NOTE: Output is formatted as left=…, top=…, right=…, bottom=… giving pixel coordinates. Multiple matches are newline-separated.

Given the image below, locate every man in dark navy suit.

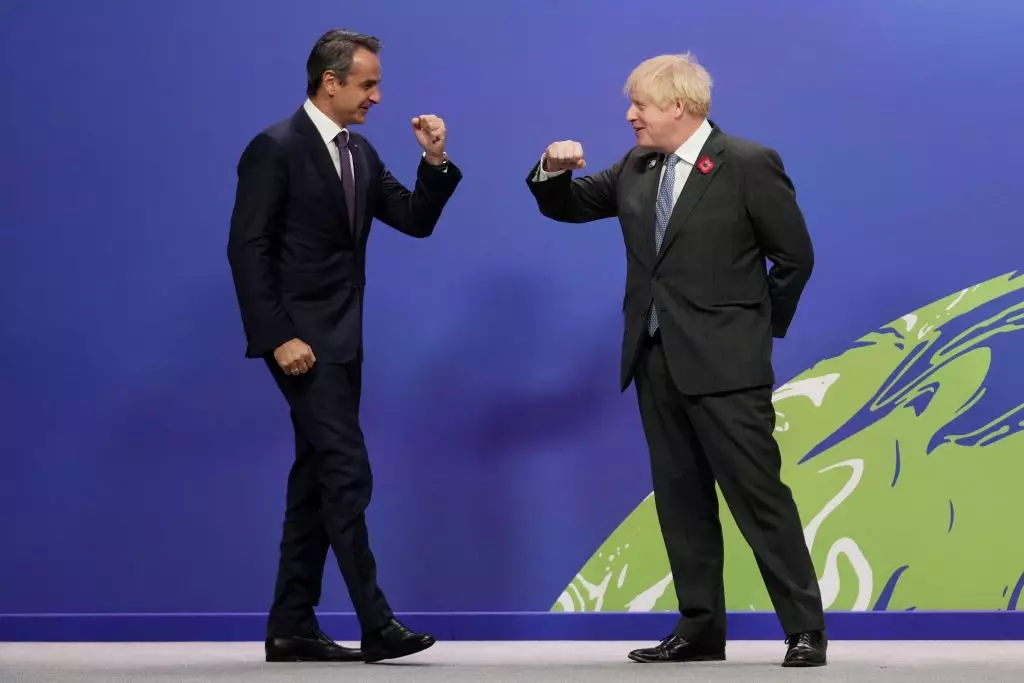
left=227, top=29, right=461, bottom=663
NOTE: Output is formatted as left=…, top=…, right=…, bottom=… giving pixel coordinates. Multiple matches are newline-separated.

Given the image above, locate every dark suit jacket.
left=526, top=122, right=813, bottom=395
left=228, top=107, right=462, bottom=363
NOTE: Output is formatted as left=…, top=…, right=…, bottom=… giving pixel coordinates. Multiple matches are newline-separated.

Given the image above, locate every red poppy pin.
left=696, top=156, right=714, bottom=174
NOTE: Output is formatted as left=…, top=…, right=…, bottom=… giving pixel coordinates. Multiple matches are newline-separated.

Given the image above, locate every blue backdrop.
left=2, top=0, right=1023, bottom=639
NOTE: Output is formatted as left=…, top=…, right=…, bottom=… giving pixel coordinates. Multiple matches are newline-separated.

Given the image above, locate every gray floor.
left=1, top=641, right=1023, bottom=682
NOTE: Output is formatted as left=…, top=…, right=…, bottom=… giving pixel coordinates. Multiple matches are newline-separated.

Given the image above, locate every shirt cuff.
left=534, top=154, right=567, bottom=181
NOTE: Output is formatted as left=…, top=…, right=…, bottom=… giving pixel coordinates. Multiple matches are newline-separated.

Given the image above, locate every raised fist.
left=412, top=114, right=446, bottom=161
left=542, top=140, right=585, bottom=172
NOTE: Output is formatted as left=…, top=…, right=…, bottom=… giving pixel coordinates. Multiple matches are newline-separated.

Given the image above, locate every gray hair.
left=306, top=29, right=382, bottom=96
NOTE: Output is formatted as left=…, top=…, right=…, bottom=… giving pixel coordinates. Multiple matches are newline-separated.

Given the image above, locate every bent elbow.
left=801, top=248, right=815, bottom=280
left=537, top=202, right=583, bottom=224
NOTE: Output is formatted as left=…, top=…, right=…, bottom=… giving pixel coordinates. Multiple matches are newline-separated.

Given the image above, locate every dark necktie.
left=334, top=131, right=356, bottom=230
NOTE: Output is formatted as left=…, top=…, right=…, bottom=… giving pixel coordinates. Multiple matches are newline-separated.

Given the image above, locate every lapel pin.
left=648, top=158, right=657, bottom=169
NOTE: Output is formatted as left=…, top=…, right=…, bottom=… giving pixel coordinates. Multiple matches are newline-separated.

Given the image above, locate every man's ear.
left=322, top=70, right=338, bottom=95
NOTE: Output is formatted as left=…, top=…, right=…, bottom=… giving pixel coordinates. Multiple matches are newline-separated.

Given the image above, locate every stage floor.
left=2, top=640, right=1022, bottom=682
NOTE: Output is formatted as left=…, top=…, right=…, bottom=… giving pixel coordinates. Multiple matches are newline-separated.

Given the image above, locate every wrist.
left=424, top=151, right=447, bottom=166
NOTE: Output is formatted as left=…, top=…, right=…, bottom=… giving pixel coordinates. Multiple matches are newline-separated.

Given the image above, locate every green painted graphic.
left=554, top=271, right=1024, bottom=613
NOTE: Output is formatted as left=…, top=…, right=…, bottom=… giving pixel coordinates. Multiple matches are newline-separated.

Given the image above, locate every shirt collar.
left=671, top=118, right=712, bottom=165
left=303, top=98, right=348, bottom=145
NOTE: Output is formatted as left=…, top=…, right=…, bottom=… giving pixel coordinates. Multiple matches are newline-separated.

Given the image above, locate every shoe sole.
left=627, top=653, right=725, bottom=663
left=782, top=659, right=827, bottom=667
left=363, top=639, right=436, bottom=664
left=266, top=655, right=362, bottom=663
left=267, top=656, right=314, bottom=662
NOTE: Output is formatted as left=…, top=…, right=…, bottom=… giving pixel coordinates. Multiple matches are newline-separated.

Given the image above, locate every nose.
left=369, top=88, right=381, bottom=104
left=626, top=104, right=638, bottom=122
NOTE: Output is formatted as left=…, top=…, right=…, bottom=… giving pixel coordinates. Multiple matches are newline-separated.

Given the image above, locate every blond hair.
left=623, top=52, right=712, bottom=117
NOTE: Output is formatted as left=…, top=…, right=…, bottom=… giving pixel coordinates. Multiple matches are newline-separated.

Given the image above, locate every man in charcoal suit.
left=525, top=52, right=827, bottom=667
left=227, top=29, right=461, bottom=663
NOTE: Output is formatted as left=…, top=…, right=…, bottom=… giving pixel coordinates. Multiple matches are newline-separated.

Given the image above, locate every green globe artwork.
left=554, top=271, right=1024, bottom=614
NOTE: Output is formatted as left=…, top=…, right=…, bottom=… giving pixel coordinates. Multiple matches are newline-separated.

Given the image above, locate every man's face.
left=626, top=90, right=683, bottom=152
left=326, top=47, right=381, bottom=126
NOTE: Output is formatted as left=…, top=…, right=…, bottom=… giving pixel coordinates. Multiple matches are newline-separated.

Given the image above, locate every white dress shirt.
left=303, top=98, right=355, bottom=181
left=535, top=119, right=714, bottom=209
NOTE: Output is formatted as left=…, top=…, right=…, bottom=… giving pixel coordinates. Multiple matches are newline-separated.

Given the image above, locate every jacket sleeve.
left=227, top=133, right=296, bottom=356
left=373, top=151, right=464, bottom=238
left=525, top=152, right=625, bottom=223
left=744, top=146, right=814, bottom=338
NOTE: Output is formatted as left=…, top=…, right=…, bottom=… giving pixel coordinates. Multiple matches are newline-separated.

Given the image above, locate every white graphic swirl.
left=803, top=459, right=873, bottom=610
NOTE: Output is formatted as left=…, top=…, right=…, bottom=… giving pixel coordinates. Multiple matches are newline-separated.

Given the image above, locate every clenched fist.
left=542, top=140, right=586, bottom=172
left=412, top=114, right=446, bottom=163
left=274, top=338, right=316, bottom=376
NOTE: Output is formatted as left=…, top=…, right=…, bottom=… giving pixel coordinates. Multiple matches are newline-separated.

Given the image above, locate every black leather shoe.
left=361, top=618, right=436, bottom=663
left=265, top=629, right=362, bottom=662
left=627, top=634, right=725, bottom=663
left=782, top=630, right=827, bottom=667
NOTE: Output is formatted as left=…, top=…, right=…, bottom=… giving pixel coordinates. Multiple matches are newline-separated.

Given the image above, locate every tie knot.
left=665, top=153, right=680, bottom=167
left=335, top=130, right=349, bottom=149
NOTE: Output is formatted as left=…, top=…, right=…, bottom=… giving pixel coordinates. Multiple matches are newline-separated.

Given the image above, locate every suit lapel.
left=292, top=108, right=349, bottom=222
left=636, top=152, right=664, bottom=266
left=350, top=135, right=370, bottom=241
left=655, top=128, right=727, bottom=265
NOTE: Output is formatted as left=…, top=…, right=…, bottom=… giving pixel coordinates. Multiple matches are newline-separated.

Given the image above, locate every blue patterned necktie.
left=648, top=153, right=679, bottom=335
